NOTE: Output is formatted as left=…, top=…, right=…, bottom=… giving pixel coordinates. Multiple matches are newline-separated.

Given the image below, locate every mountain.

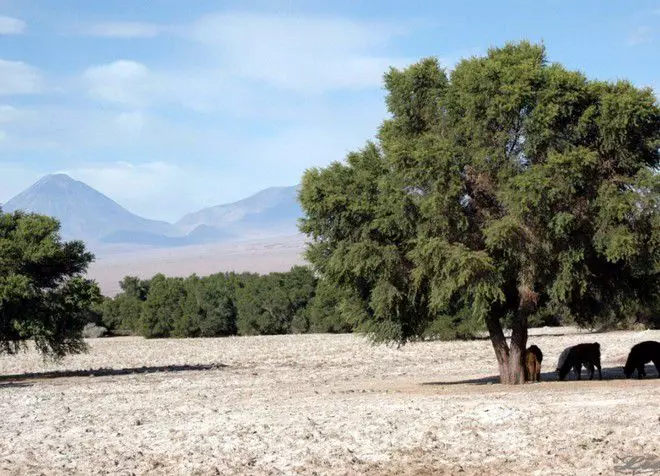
left=176, top=185, right=302, bottom=237
left=2, top=174, right=177, bottom=243
left=2, top=175, right=303, bottom=250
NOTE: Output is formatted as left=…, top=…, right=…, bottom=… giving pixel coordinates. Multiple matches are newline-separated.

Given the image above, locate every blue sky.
left=0, top=0, right=658, bottom=221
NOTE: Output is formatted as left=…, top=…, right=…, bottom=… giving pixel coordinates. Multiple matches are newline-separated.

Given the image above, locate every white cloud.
left=0, top=15, right=25, bottom=35
left=86, top=21, right=161, bottom=38
left=116, top=111, right=145, bottom=134
left=628, top=26, right=652, bottom=46
left=82, top=58, right=245, bottom=112
left=0, top=104, right=159, bottom=151
left=0, top=59, right=43, bottom=95
left=0, top=104, right=20, bottom=123
left=83, top=60, right=149, bottom=105
left=81, top=12, right=410, bottom=112
left=187, top=12, right=409, bottom=93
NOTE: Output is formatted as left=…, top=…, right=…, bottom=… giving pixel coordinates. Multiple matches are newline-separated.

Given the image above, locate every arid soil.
left=1, top=329, right=659, bottom=475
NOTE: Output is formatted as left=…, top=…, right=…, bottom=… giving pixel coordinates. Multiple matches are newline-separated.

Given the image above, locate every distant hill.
left=2, top=174, right=178, bottom=243
left=176, top=185, right=302, bottom=237
left=101, top=224, right=235, bottom=247
left=2, top=175, right=303, bottom=251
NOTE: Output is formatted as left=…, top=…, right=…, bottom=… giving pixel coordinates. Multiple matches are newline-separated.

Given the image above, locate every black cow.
left=556, top=343, right=602, bottom=381
left=623, top=341, right=660, bottom=379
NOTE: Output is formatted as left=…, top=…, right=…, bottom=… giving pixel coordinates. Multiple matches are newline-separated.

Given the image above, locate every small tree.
left=175, top=274, right=237, bottom=337
left=140, top=274, right=185, bottom=338
left=0, top=209, right=100, bottom=359
left=197, top=274, right=237, bottom=337
left=299, top=42, right=660, bottom=384
left=100, top=276, right=150, bottom=332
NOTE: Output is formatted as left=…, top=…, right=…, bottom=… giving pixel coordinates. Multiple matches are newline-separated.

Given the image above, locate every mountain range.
left=1, top=174, right=302, bottom=251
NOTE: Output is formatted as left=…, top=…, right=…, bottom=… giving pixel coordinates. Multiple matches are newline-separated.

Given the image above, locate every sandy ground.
left=87, top=235, right=307, bottom=296
left=0, top=328, right=659, bottom=475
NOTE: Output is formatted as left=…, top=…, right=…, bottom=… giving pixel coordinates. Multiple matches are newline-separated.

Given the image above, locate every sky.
left=0, top=0, right=658, bottom=221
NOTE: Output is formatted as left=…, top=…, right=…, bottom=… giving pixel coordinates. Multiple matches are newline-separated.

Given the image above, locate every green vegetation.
left=299, top=41, right=660, bottom=384
left=97, top=266, right=353, bottom=338
left=0, top=209, right=100, bottom=359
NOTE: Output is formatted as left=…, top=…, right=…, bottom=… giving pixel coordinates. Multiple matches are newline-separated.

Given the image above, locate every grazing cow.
left=525, top=345, right=543, bottom=382
left=556, top=343, right=602, bottom=381
left=623, top=341, right=660, bottom=379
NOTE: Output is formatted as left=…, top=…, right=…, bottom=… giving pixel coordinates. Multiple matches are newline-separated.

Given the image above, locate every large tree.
left=299, top=42, right=660, bottom=384
left=0, top=209, right=100, bottom=359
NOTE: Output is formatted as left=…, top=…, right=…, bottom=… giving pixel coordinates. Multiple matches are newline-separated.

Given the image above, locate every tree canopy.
left=0, top=209, right=100, bottom=359
left=299, top=41, right=660, bottom=383
left=97, top=267, right=349, bottom=338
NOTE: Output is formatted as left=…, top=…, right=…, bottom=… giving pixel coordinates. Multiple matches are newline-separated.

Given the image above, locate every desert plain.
left=0, top=328, right=659, bottom=475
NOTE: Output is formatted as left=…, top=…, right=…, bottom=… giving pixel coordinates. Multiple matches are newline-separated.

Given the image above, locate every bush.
left=82, top=323, right=107, bottom=338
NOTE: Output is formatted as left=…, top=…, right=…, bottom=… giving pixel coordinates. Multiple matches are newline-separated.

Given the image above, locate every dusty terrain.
left=87, top=234, right=307, bottom=296
left=0, top=328, right=659, bottom=475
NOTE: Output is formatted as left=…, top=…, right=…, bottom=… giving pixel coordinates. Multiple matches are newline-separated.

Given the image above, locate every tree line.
left=97, top=265, right=543, bottom=339
left=94, top=267, right=355, bottom=338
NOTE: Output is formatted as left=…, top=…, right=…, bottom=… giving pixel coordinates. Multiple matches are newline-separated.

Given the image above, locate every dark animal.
left=556, top=343, right=602, bottom=381
left=525, top=345, right=543, bottom=382
left=623, top=341, right=660, bottom=379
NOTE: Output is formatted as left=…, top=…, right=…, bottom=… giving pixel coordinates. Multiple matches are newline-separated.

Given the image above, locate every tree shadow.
left=0, top=381, right=33, bottom=389
left=421, top=375, right=501, bottom=386
left=422, top=365, right=659, bottom=386
left=0, top=363, right=228, bottom=383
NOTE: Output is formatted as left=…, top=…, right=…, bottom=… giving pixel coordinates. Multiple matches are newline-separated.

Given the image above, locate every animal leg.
left=652, top=359, right=660, bottom=378
left=637, top=364, right=646, bottom=379
left=587, top=363, right=595, bottom=380
left=574, top=364, right=581, bottom=380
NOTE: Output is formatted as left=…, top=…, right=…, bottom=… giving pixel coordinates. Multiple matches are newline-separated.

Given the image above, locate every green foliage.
left=235, top=266, right=316, bottom=335
left=99, top=276, right=150, bottom=331
left=305, top=279, right=353, bottom=333
left=299, top=41, right=660, bottom=347
left=98, top=266, right=342, bottom=338
left=141, top=274, right=185, bottom=338
left=177, top=274, right=237, bottom=337
left=0, top=210, right=100, bottom=359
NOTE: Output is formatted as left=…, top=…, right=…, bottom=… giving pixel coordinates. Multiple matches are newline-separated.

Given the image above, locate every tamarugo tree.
left=299, top=42, right=659, bottom=384
left=0, top=209, right=100, bottom=359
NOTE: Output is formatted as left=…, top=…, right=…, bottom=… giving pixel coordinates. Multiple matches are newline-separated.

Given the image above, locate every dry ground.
left=1, top=329, right=659, bottom=475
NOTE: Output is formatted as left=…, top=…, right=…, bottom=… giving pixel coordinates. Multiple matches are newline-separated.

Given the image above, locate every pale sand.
left=86, top=235, right=308, bottom=296
left=0, top=329, right=659, bottom=475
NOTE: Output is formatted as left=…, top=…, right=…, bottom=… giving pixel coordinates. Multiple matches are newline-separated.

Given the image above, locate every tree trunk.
left=486, top=312, right=528, bottom=384
left=508, top=311, right=528, bottom=384
left=485, top=314, right=512, bottom=384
